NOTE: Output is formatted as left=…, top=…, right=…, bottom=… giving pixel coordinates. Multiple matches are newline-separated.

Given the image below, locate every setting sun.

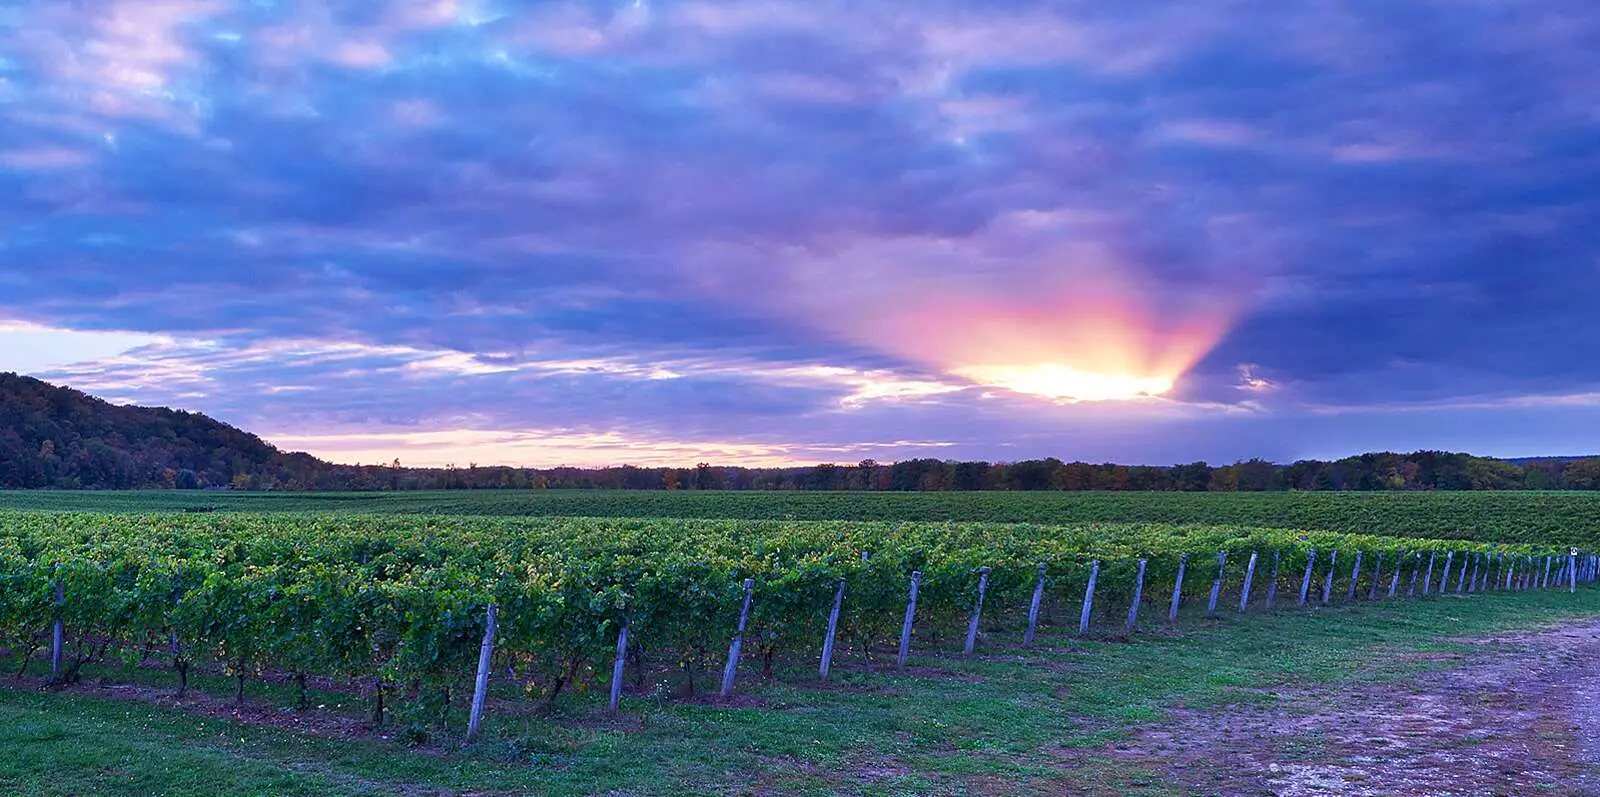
left=951, top=363, right=1175, bottom=402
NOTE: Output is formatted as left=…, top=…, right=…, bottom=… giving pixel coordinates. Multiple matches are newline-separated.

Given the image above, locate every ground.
left=3, top=587, right=1597, bottom=795
left=1075, top=619, right=1600, bottom=795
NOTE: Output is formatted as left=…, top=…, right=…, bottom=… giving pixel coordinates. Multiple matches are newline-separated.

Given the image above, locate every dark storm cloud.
left=5, top=0, right=1600, bottom=463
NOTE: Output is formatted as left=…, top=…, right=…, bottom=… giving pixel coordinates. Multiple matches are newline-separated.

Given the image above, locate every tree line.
left=4, top=373, right=1599, bottom=492
left=305, top=452, right=1600, bottom=493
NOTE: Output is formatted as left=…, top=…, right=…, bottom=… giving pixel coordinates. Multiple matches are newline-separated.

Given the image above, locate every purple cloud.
left=4, top=0, right=1600, bottom=465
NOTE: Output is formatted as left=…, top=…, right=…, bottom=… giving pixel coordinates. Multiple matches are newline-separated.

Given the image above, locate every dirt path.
left=1073, top=618, right=1600, bottom=795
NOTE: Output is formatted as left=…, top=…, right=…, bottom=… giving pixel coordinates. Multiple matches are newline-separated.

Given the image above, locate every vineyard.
left=2, top=510, right=1586, bottom=737
left=4, top=489, right=1600, bottom=546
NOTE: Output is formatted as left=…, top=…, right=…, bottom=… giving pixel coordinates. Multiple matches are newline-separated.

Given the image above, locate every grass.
left=4, top=586, right=1595, bottom=796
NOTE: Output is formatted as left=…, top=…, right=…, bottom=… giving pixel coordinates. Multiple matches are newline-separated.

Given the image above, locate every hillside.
left=5, top=374, right=1600, bottom=492
left=0, top=373, right=330, bottom=489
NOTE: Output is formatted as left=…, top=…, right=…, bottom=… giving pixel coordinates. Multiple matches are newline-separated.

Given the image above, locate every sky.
left=3, top=0, right=1600, bottom=468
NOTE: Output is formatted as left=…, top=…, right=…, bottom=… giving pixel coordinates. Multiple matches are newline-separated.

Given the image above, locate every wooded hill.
left=3, top=373, right=1599, bottom=491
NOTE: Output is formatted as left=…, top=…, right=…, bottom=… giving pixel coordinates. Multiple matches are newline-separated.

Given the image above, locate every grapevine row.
left=0, top=512, right=1584, bottom=729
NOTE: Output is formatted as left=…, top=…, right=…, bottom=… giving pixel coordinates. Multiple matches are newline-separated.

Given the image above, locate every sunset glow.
left=4, top=0, right=1597, bottom=466
left=952, top=364, right=1174, bottom=402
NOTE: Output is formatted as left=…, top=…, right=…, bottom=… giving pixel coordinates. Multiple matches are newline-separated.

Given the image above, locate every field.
left=5, top=488, right=1600, bottom=544
left=2, top=491, right=1597, bottom=795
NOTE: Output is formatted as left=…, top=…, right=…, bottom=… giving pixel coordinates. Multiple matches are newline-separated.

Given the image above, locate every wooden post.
left=1265, top=551, right=1281, bottom=609
left=1239, top=551, right=1259, bottom=611
left=820, top=578, right=846, bottom=680
left=1387, top=556, right=1402, bottom=598
left=964, top=567, right=991, bottom=655
left=1079, top=560, right=1099, bottom=636
left=1469, top=554, right=1481, bottom=593
left=1207, top=551, right=1227, bottom=615
left=1456, top=552, right=1469, bottom=593
left=1368, top=552, right=1383, bottom=600
left=466, top=603, right=498, bottom=742
left=609, top=617, right=629, bottom=712
left=50, top=565, right=63, bottom=680
left=1438, top=552, right=1453, bottom=597
left=1125, top=559, right=1147, bottom=634
left=898, top=571, right=921, bottom=667
left=1299, top=549, right=1317, bottom=605
left=1572, top=550, right=1580, bottom=592
left=1169, top=554, right=1188, bottom=621
left=1407, top=553, right=1421, bottom=597
left=1346, top=551, right=1363, bottom=600
left=1422, top=551, right=1436, bottom=596
left=720, top=579, right=755, bottom=697
left=1503, top=556, right=1515, bottom=591
left=1321, top=549, right=1339, bottom=605
left=1024, top=563, right=1046, bottom=646
left=1542, top=556, right=1552, bottom=589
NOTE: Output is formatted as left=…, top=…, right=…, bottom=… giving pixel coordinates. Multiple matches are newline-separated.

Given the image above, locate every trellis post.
left=1299, top=550, right=1317, bottom=605
left=609, top=617, right=630, bottom=712
left=1169, top=554, right=1188, bottom=621
left=1024, top=563, right=1047, bottom=646
left=898, top=571, right=921, bottom=667
left=1079, top=560, right=1100, bottom=636
left=466, top=603, right=498, bottom=742
left=1125, top=559, right=1148, bottom=634
left=1239, top=552, right=1259, bottom=612
left=1321, top=549, right=1339, bottom=604
left=50, top=564, right=64, bottom=681
left=720, top=579, right=756, bottom=697
left=964, top=567, right=991, bottom=655
left=1346, top=551, right=1363, bottom=600
left=820, top=578, right=846, bottom=680
left=1207, top=551, right=1227, bottom=615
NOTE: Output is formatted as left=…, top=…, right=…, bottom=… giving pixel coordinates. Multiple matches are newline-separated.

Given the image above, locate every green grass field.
left=5, top=488, right=1594, bottom=795
left=4, top=488, right=1599, bottom=544
left=5, top=587, right=1595, bottom=796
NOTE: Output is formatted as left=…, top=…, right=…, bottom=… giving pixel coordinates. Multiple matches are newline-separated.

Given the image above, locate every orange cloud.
left=696, top=219, right=1250, bottom=404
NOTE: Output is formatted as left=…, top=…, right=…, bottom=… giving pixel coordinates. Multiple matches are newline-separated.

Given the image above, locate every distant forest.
left=4, top=373, right=1600, bottom=492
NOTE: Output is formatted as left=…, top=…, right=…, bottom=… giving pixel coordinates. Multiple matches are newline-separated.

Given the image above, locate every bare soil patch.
left=7, top=671, right=373, bottom=739
left=1063, top=619, right=1600, bottom=795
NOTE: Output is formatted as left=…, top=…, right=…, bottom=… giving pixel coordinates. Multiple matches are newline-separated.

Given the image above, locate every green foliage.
left=7, top=490, right=1600, bottom=547
left=0, top=510, right=1570, bottom=720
